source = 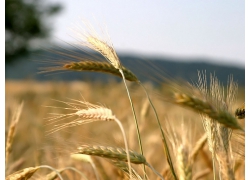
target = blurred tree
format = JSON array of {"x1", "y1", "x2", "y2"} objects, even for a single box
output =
[{"x1": 5, "y1": 0, "x2": 62, "y2": 63}]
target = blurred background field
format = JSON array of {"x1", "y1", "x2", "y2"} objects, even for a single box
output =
[{"x1": 5, "y1": 77, "x2": 245, "y2": 179}]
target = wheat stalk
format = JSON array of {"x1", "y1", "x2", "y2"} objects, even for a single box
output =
[
  {"x1": 139, "y1": 82, "x2": 177, "y2": 179},
  {"x1": 75, "y1": 22, "x2": 146, "y2": 177}
]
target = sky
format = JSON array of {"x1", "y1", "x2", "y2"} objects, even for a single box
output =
[{"x1": 47, "y1": 0, "x2": 245, "y2": 68}]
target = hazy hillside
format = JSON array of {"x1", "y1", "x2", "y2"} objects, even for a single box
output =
[{"x1": 5, "y1": 49, "x2": 245, "y2": 86}]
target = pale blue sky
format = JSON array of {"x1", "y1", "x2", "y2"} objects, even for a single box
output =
[{"x1": 48, "y1": 0, "x2": 245, "y2": 68}]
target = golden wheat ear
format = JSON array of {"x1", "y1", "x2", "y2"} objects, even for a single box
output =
[
  {"x1": 63, "y1": 61, "x2": 138, "y2": 82},
  {"x1": 6, "y1": 165, "x2": 64, "y2": 180}
]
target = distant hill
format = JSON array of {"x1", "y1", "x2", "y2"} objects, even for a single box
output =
[{"x1": 5, "y1": 49, "x2": 245, "y2": 86}]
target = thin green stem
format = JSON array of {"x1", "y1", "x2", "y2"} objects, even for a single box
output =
[
  {"x1": 139, "y1": 82, "x2": 178, "y2": 180},
  {"x1": 119, "y1": 69, "x2": 147, "y2": 179}
]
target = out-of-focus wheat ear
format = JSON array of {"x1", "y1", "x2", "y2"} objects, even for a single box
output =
[
  {"x1": 74, "y1": 145, "x2": 146, "y2": 164},
  {"x1": 5, "y1": 167, "x2": 40, "y2": 180},
  {"x1": 140, "y1": 98, "x2": 150, "y2": 120},
  {"x1": 216, "y1": 152, "x2": 235, "y2": 180},
  {"x1": 6, "y1": 165, "x2": 63, "y2": 180},
  {"x1": 175, "y1": 145, "x2": 192, "y2": 180},
  {"x1": 190, "y1": 133, "x2": 207, "y2": 160},
  {"x1": 5, "y1": 102, "x2": 24, "y2": 165},
  {"x1": 63, "y1": 61, "x2": 138, "y2": 82},
  {"x1": 46, "y1": 166, "x2": 88, "y2": 180},
  {"x1": 231, "y1": 130, "x2": 245, "y2": 159},
  {"x1": 202, "y1": 116, "x2": 217, "y2": 179},
  {"x1": 174, "y1": 93, "x2": 243, "y2": 130}
]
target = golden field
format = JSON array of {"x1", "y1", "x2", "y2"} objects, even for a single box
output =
[{"x1": 5, "y1": 78, "x2": 245, "y2": 180}]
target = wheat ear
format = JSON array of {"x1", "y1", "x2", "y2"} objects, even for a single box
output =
[
  {"x1": 74, "y1": 145, "x2": 164, "y2": 180},
  {"x1": 63, "y1": 61, "x2": 138, "y2": 82},
  {"x1": 174, "y1": 93, "x2": 242, "y2": 130},
  {"x1": 6, "y1": 165, "x2": 63, "y2": 180},
  {"x1": 74, "y1": 145, "x2": 146, "y2": 164},
  {"x1": 47, "y1": 99, "x2": 132, "y2": 178},
  {"x1": 87, "y1": 36, "x2": 121, "y2": 69},
  {"x1": 5, "y1": 102, "x2": 24, "y2": 165}
]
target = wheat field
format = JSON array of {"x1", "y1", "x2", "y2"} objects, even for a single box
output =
[{"x1": 5, "y1": 23, "x2": 245, "y2": 180}]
